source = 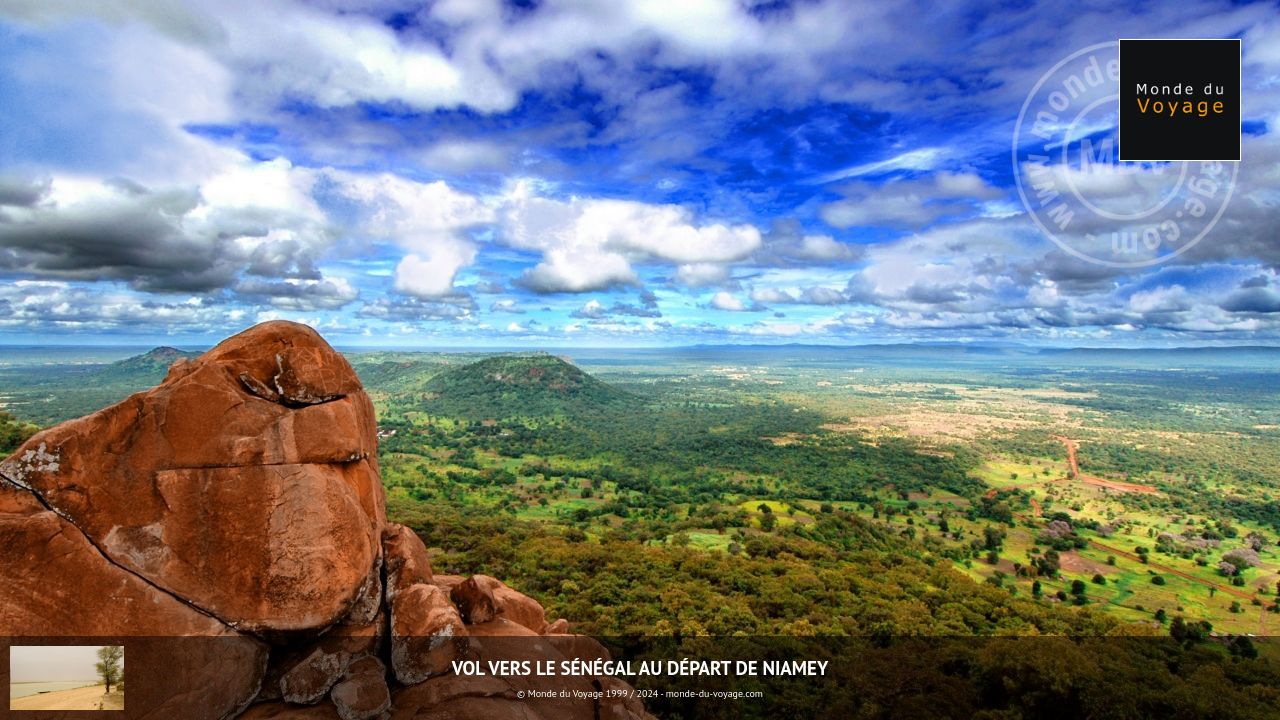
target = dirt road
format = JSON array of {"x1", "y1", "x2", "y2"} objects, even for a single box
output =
[
  {"x1": 1053, "y1": 435, "x2": 1157, "y2": 494},
  {"x1": 9, "y1": 684, "x2": 115, "y2": 710}
]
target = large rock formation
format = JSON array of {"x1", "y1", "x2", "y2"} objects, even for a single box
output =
[{"x1": 0, "y1": 321, "x2": 651, "y2": 720}]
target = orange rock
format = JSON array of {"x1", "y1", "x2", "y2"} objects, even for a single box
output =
[
  {"x1": 279, "y1": 647, "x2": 349, "y2": 705},
  {"x1": 431, "y1": 574, "x2": 466, "y2": 592},
  {"x1": 331, "y1": 655, "x2": 392, "y2": 720},
  {"x1": 0, "y1": 321, "x2": 385, "y2": 636},
  {"x1": 0, "y1": 485, "x2": 267, "y2": 719},
  {"x1": 451, "y1": 575, "x2": 549, "y2": 634},
  {"x1": 0, "y1": 482, "x2": 249, "y2": 639},
  {"x1": 465, "y1": 617, "x2": 541, "y2": 638},
  {"x1": 382, "y1": 523, "x2": 433, "y2": 596},
  {"x1": 390, "y1": 583, "x2": 468, "y2": 684}
]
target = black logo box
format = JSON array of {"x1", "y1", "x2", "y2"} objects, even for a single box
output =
[{"x1": 1119, "y1": 38, "x2": 1241, "y2": 162}]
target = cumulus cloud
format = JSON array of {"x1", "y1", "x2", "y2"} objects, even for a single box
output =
[
  {"x1": 332, "y1": 171, "x2": 493, "y2": 298},
  {"x1": 501, "y1": 181, "x2": 760, "y2": 293},
  {"x1": 232, "y1": 276, "x2": 357, "y2": 310},
  {"x1": 710, "y1": 291, "x2": 759, "y2": 312},
  {"x1": 1221, "y1": 287, "x2": 1280, "y2": 314},
  {"x1": 570, "y1": 291, "x2": 661, "y2": 320},
  {"x1": 488, "y1": 298, "x2": 524, "y2": 313},
  {"x1": 752, "y1": 220, "x2": 862, "y2": 267},
  {"x1": 393, "y1": 244, "x2": 477, "y2": 299},
  {"x1": 674, "y1": 262, "x2": 733, "y2": 288},
  {"x1": 0, "y1": 160, "x2": 338, "y2": 297},
  {"x1": 799, "y1": 286, "x2": 846, "y2": 305},
  {"x1": 820, "y1": 172, "x2": 1003, "y2": 230},
  {"x1": 749, "y1": 287, "x2": 795, "y2": 305},
  {"x1": 357, "y1": 294, "x2": 476, "y2": 322},
  {"x1": 0, "y1": 279, "x2": 239, "y2": 332},
  {"x1": 517, "y1": 249, "x2": 640, "y2": 293},
  {"x1": 750, "y1": 284, "x2": 846, "y2": 306}
]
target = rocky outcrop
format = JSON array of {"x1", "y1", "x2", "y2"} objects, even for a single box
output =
[
  {"x1": 0, "y1": 321, "x2": 651, "y2": 720},
  {"x1": 0, "y1": 321, "x2": 382, "y2": 636}
]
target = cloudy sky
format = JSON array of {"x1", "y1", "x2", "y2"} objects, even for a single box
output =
[{"x1": 0, "y1": 0, "x2": 1278, "y2": 347}]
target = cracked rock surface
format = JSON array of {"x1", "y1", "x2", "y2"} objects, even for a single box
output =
[{"x1": 0, "y1": 320, "x2": 652, "y2": 720}]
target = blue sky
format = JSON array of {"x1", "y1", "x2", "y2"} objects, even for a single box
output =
[{"x1": 0, "y1": 0, "x2": 1278, "y2": 347}]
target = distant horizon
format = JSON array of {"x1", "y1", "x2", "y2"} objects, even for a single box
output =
[
  {"x1": 9, "y1": 645, "x2": 119, "y2": 684},
  {"x1": 9, "y1": 678, "x2": 99, "y2": 684},
  {"x1": 3, "y1": 339, "x2": 1280, "y2": 353}
]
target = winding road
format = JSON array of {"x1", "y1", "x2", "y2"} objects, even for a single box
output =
[{"x1": 1053, "y1": 435, "x2": 1157, "y2": 494}]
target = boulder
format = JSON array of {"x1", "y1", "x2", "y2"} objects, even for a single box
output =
[
  {"x1": 431, "y1": 574, "x2": 466, "y2": 592},
  {"x1": 382, "y1": 523, "x2": 433, "y2": 596},
  {"x1": 0, "y1": 321, "x2": 385, "y2": 636},
  {"x1": 330, "y1": 655, "x2": 392, "y2": 720},
  {"x1": 279, "y1": 647, "x2": 350, "y2": 705},
  {"x1": 451, "y1": 574, "x2": 549, "y2": 633},
  {"x1": 0, "y1": 482, "x2": 268, "y2": 720},
  {"x1": 390, "y1": 583, "x2": 467, "y2": 684}
]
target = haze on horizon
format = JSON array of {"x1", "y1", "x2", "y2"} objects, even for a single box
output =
[
  {"x1": 0, "y1": 1, "x2": 1278, "y2": 349},
  {"x1": 9, "y1": 645, "x2": 114, "y2": 683}
]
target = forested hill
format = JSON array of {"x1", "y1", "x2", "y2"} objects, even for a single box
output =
[
  {"x1": 421, "y1": 354, "x2": 632, "y2": 419},
  {"x1": 91, "y1": 346, "x2": 200, "y2": 384}
]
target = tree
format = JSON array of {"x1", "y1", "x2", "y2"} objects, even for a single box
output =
[{"x1": 96, "y1": 646, "x2": 123, "y2": 694}]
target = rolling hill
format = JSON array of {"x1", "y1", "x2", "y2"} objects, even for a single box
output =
[
  {"x1": 91, "y1": 346, "x2": 200, "y2": 384},
  {"x1": 420, "y1": 354, "x2": 631, "y2": 419}
]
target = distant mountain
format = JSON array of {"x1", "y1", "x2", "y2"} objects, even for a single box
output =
[
  {"x1": 666, "y1": 342, "x2": 1280, "y2": 368},
  {"x1": 91, "y1": 346, "x2": 200, "y2": 384},
  {"x1": 421, "y1": 354, "x2": 630, "y2": 419}
]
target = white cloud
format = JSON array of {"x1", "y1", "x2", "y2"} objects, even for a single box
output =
[
  {"x1": 710, "y1": 291, "x2": 746, "y2": 311},
  {"x1": 821, "y1": 172, "x2": 1003, "y2": 230},
  {"x1": 0, "y1": 158, "x2": 337, "y2": 294},
  {"x1": 0, "y1": 280, "x2": 237, "y2": 332},
  {"x1": 571, "y1": 299, "x2": 606, "y2": 319},
  {"x1": 488, "y1": 298, "x2": 523, "y2": 313},
  {"x1": 814, "y1": 147, "x2": 946, "y2": 184},
  {"x1": 1128, "y1": 285, "x2": 1193, "y2": 314},
  {"x1": 501, "y1": 181, "x2": 760, "y2": 293},
  {"x1": 518, "y1": 249, "x2": 639, "y2": 293},
  {"x1": 419, "y1": 140, "x2": 510, "y2": 173},
  {"x1": 749, "y1": 287, "x2": 795, "y2": 304},
  {"x1": 392, "y1": 244, "x2": 476, "y2": 299},
  {"x1": 675, "y1": 262, "x2": 732, "y2": 287},
  {"x1": 332, "y1": 171, "x2": 493, "y2": 298}
]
